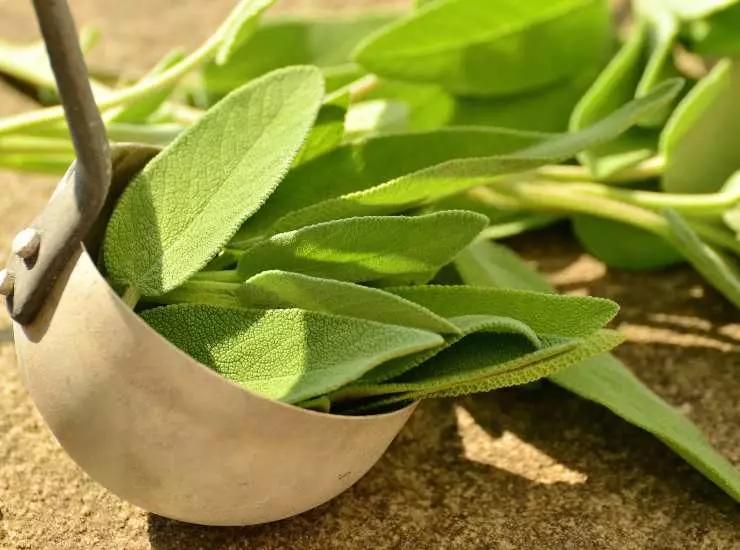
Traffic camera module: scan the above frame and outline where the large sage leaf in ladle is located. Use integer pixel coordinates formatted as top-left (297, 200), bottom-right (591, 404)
top-left (104, 66), bottom-right (324, 297)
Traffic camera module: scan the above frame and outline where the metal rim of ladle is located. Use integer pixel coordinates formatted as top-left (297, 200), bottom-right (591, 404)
top-left (1, 0), bottom-right (111, 325)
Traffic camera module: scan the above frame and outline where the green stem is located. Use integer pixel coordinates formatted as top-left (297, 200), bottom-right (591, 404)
top-left (347, 74), bottom-right (381, 103)
top-left (549, 180), bottom-right (739, 217)
top-left (0, 154), bottom-right (71, 174)
top-left (0, 122), bottom-right (181, 156)
top-left (121, 286), bottom-right (141, 309)
top-left (489, 181), bottom-right (740, 258)
top-left (490, 182), bottom-right (673, 237)
top-left (477, 214), bottom-right (563, 241)
top-left (190, 269), bottom-right (241, 283)
top-left (0, 4), bottom-right (242, 136)
top-left (147, 279), bottom-right (243, 308)
top-left (536, 155), bottom-right (665, 184)
top-left (0, 135), bottom-right (73, 155)
top-left (107, 123), bottom-right (183, 145)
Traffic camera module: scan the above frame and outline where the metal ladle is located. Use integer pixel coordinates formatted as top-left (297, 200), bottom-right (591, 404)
top-left (2, 0), bottom-right (415, 526)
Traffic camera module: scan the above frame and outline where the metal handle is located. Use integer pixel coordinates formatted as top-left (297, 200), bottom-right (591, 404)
top-left (1, 0), bottom-right (111, 325)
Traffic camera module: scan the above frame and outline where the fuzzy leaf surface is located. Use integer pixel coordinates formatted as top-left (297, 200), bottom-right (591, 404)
top-left (354, 0), bottom-right (611, 96)
top-left (104, 66), bottom-right (324, 296)
top-left (141, 304), bottom-right (443, 404)
top-left (237, 211), bottom-right (488, 282)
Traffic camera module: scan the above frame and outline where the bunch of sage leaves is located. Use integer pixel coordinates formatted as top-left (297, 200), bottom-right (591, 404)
top-left (0, 0), bottom-right (738, 503)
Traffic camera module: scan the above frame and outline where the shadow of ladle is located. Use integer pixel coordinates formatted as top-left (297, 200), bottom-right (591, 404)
top-left (6, 1), bottom-right (417, 527)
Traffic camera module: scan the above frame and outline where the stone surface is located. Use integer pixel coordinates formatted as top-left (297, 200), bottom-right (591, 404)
top-left (0, 1), bottom-right (739, 548)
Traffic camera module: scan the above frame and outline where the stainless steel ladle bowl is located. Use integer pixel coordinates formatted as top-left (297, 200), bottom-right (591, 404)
top-left (2, 1), bottom-right (416, 526)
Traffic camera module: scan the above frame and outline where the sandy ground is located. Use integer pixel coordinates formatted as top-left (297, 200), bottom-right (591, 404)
top-left (0, 0), bottom-right (739, 548)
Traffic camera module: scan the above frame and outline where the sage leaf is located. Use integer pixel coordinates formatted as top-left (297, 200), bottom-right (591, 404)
top-left (241, 270), bottom-right (459, 333)
top-left (455, 239), bottom-right (740, 504)
top-left (345, 330), bottom-right (621, 410)
top-left (570, 22), bottom-right (657, 178)
top-left (454, 238), bottom-right (554, 293)
top-left (354, 0), bottom-right (611, 97)
top-left (236, 211), bottom-right (488, 282)
top-left (140, 304), bottom-right (443, 404)
top-left (633, 0), bottom-right (682, 127)
top-left (661, 60), bottom-right (740, 194)
top-left (215, 0), bottom-right (278, 65)
top-left (663, 209), bottom-right (740, 309)
top-left (432, 191), bottom-right (541, 225)
top-left (231, 127), bottom-right (546, 244)
top-left (358, 313), bottom-right (543, 385)
top-left (344, 100), bottom-right (409, 138)
top-left (269, 79), bottom-right (684, 233)
top-left (203, 12), bottom-right (396, 99)
top-left (103, 66), bottom-right (324, 297)
top-left (387, 285), bottom-right (618, 337)
top-left (686, 4), bottom-right (740, 57)
top-left (396, 330), bottom-right (622, 399)
top-left (370, 69), bottom-right (601, 133)
top-left (573, 215), bottom-right (684, 270)
top-left (551, 354), bottom-right (740, 502)
top-left (452, 68), bottom-right (601, 133)
top-left (294, 89), bottom-right (349, 165)
top-left (365, 81), bottom-right (455, 130)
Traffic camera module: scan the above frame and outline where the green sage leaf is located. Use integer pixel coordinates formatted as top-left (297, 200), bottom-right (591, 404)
top-left (268, 79), bottom-right (684, 233)
top-left (663, 209), bottom-right (740, 309)
top-left (661, 60), bottom-right (740, 194)
top-left (140, 304), bottom-right (443, 404)
top-left (454, 239), bottom-right (553, 292)
top-left (103, 66), bottom-right (324, 297)
top-left (344, 100), bottom-right (410, 138)
top-left (241, 270), bottom-right (459, 333)
top-left (551, 354), bottom-right (740, 502)
top-left (364, 81), bottom-right (455, 130)
top-left (395, 330), bottom-right (622, 399)
top-left (215, 0), bottom-right (278, 65)
top-left (455, 239), bottom-right (740, 504)
top-left (236, 211), bottom-right (488, 282)
top-left (231, 127), bottom-right (547, 244)
top-left (357, 313), bottom-right (543, 385)
top-left (572, 215), bottom-right (684, 270)
top-left (452, 68), bottom-right (601, 133)
top-left (345, 330), bottom-right (622, 410)
top-left (294, 89), bottom-right (349, 165)
top-left (354, 0), bottom-right (611, 97)
top-left (387, 285), bottom-right (618, 337)
top-left (686, 4), bottom-right (740, 57)
top-left (203, 12), bottom-right (396, 98)
top-left (570, 22), bottom-right (657, 178)
top-left (632, 0), bottom-right (682, 127)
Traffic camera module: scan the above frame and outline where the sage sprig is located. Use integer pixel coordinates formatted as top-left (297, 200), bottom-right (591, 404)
top-left (2, 0), bottom-right (740, 506)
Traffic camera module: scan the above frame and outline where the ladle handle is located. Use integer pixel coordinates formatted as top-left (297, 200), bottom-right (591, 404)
top-left (2, 0), bottom-right (111, 325)
top-left (33, 0), bottom-right (110, 193)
